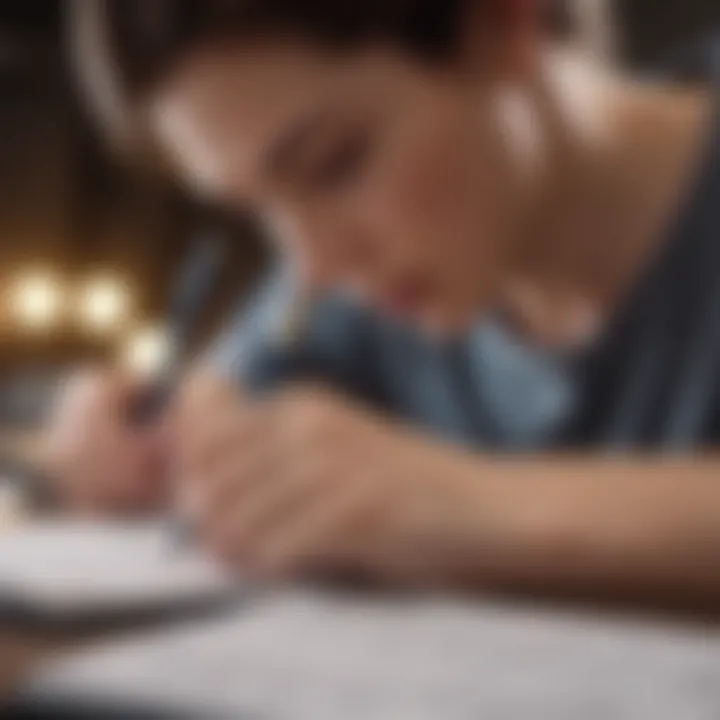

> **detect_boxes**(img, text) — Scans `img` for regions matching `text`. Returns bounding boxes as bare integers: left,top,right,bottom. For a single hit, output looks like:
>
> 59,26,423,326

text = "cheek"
382,134,468,250
390,146,468,246
363,114,514,275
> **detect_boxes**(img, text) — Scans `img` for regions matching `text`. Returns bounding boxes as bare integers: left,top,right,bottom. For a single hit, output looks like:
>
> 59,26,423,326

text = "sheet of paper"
22,591,720,719
0,520,237,621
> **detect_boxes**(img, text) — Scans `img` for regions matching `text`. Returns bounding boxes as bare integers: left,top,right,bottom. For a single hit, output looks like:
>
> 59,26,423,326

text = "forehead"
149,41,430,197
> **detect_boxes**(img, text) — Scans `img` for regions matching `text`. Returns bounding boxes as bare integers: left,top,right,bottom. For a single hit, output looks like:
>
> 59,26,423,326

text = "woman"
56,0,720,605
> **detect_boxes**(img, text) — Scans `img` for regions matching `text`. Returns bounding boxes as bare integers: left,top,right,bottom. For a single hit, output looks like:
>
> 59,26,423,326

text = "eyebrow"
261,109,337,181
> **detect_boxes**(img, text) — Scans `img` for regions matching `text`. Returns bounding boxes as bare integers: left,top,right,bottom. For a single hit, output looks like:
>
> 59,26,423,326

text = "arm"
178,378,720,610
462,455,720,607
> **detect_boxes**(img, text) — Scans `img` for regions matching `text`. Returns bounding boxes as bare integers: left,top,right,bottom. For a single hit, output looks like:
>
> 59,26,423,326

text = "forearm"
465,456,720,605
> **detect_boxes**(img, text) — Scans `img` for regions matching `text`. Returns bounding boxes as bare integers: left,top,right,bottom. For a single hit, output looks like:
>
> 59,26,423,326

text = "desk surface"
0,604,199,706
0,513,59,699
0,632,52,698
0,515,216,706
2,511,720,716
4,595,720,716
11,591,720,720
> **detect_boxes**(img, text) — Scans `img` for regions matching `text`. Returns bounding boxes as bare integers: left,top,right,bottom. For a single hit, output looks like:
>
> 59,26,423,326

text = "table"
9,590,720,720
2,511,720,714
0,506,104,704
0,632,54,699
0,510,62,700
0,513,237,707
0,603,198,705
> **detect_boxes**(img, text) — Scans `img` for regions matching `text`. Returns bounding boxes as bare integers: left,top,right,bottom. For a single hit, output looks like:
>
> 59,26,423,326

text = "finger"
209,451,344,563
176,394,259,477
174,373,234,441
176,386,285,479
179,396,304,506
249,478,376,578
188,436,281,534
177,371,231,412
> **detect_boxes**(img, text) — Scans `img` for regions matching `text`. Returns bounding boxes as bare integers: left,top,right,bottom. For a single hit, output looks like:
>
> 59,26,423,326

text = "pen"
129,237,227,426
126,237,227,550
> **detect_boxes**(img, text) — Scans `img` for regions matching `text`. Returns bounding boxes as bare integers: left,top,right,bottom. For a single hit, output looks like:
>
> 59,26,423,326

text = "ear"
456,0,545,82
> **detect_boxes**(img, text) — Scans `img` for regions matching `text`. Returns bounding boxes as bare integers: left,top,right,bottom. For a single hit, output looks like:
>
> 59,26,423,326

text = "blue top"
211,45,720,453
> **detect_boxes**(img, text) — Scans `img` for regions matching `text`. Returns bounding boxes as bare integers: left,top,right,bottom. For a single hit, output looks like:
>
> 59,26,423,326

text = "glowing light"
78,276,131,334
11,272,63,332
122,326,170,376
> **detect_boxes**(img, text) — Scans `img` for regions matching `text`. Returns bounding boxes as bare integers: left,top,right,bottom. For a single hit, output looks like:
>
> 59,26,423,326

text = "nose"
271,204,379,295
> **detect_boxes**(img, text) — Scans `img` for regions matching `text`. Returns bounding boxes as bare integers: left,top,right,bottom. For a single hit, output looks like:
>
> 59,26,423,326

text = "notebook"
15,590,720,719
0,520,240,629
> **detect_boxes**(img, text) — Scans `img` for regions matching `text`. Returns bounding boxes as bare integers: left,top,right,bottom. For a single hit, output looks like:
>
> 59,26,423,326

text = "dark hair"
77,1,482,101
78,1,590,95
70,1,593,154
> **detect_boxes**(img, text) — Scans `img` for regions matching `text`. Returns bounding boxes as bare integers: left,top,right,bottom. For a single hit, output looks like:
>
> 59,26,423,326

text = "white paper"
0,520,237,620
25,591,720,719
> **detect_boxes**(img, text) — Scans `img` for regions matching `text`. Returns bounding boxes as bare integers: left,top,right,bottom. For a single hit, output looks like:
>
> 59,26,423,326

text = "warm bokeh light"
10,271,64,332
122,326,170,376
78,276,131,335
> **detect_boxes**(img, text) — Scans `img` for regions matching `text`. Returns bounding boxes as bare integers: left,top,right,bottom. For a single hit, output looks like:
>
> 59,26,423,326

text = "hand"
43,367,170,515
177,376,489,588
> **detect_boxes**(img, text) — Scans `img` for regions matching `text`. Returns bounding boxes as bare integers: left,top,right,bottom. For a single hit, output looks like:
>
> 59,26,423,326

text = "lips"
378,275,435,318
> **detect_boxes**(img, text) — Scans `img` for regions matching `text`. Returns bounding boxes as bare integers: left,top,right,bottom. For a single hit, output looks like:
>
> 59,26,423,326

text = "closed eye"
300,132,373,193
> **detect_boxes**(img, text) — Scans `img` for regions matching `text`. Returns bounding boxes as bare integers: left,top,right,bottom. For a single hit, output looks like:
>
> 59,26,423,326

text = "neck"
501,51,713,348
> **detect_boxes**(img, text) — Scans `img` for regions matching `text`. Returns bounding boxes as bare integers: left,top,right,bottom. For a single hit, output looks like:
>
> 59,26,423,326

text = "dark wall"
618,0,720,64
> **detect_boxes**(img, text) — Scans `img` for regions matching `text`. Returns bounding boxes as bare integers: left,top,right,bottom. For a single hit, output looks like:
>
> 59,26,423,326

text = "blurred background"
0,0,718,436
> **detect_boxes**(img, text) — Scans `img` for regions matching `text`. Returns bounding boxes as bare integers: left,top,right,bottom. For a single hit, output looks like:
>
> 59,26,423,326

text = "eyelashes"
302,132,373,192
